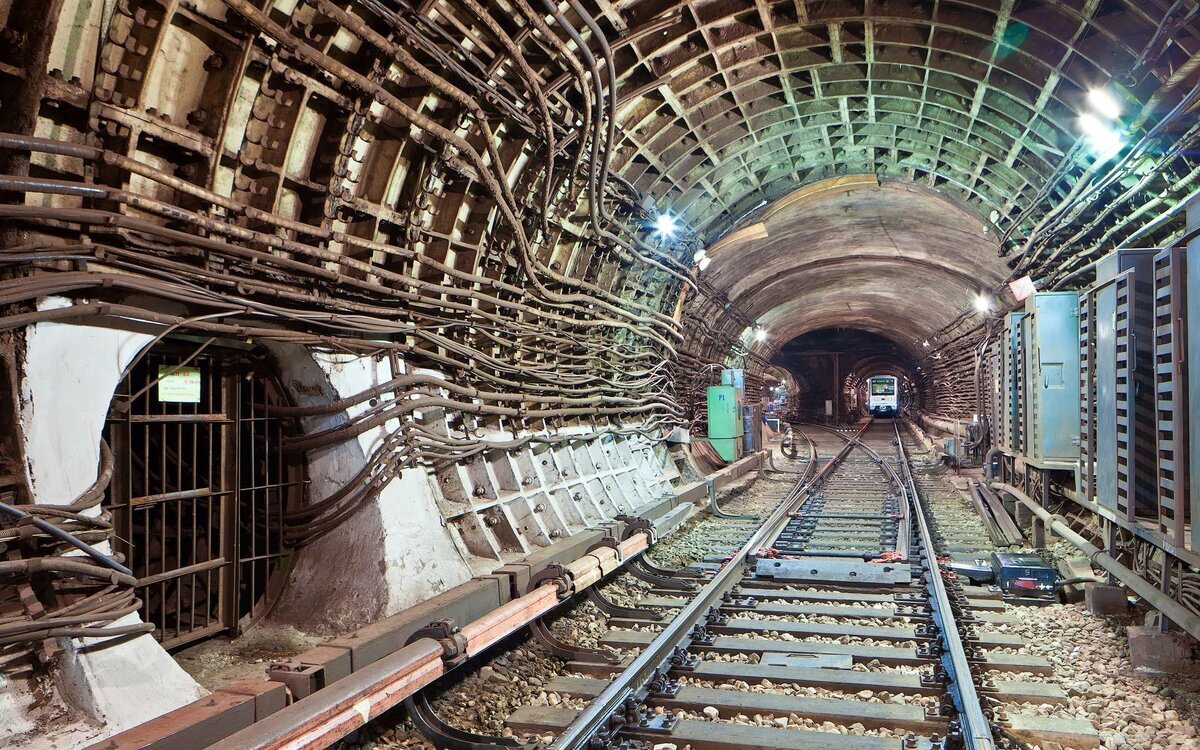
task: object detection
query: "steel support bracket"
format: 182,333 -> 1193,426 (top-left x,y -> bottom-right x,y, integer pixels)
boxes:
586,585 -> 662,621
529,616 -> 620,664
528,563 -> 573,600
587,535 -> 623,561
266,662 -> 322,699
405,691 -> 533,750
689,623 -> 715,646
646,667 -> 681,698
616,515 -> 655,544
667,645 -> 699,672
408,618 -> 470,669
627,559 -> 696,591
719,593 -> 757,609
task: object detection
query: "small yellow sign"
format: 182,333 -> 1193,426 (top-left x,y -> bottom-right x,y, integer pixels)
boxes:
157,366 -> 202,403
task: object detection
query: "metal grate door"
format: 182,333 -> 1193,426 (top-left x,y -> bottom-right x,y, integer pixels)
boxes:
1114,275 -> 1134,519
106,344 -> 303,649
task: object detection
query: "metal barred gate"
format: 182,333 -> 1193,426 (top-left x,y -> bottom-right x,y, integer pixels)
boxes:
105,342 -> 304,650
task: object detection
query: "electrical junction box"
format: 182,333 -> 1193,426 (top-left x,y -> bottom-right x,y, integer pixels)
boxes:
1020,291 -> 1081,465
707,385 -> 743,462
1081,248 -> 1158,520
990,552 -> 1057,599
943,437 -> 958,465
721,368 -> 745,395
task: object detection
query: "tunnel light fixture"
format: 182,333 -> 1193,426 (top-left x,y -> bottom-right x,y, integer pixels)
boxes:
654,212 -> 678,238
1078,113 -> 1125,161
973,293 -> 993,314
922,340 -> 930,348
1087,88 -> 1122,120
754,326 -> 767,342
693,247 -> 707,263
697,255 -> 711,271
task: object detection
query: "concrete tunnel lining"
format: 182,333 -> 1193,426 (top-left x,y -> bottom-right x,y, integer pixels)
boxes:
2,0 -> 1200,743
700,181 -> 1011,353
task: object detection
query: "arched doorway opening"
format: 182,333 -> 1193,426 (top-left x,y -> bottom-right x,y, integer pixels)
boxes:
104,339 -> 305,650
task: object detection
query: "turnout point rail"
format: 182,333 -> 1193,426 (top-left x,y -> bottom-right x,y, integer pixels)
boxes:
534,418 -> 998,750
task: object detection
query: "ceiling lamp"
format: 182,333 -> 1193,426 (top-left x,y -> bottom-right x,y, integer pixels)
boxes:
1078,113 -> 1125,161
654,213 -> 678,238
1087,88 -> 1122,120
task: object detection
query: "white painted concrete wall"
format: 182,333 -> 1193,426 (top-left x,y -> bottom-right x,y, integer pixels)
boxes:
5,310 -> 674,742
266,346 -> 474,630
9,301 -> 205,744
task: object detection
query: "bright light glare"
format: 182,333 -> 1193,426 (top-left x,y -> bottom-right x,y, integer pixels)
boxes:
654,213 -> 678,237
973,294 -> 993,314
697,256 -> 711,271
922,340 -> 930,348
693,248 -> 707,263
1078,113 -> 1125,161
754,327 -> 767,342
1087,88 -> 1122,120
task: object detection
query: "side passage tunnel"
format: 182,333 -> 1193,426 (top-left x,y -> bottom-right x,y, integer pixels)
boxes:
104,339 -> 305,650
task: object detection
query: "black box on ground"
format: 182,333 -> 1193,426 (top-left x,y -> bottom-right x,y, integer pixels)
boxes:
990,551 -> 1057,598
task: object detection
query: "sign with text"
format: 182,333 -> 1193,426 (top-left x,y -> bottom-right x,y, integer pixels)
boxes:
157,366 -> 202,403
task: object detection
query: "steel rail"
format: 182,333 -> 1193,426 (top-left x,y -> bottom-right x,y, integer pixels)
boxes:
798,422 -> 911,561
547,419 -> 873,749
894,421 -> 995,750
201,531 -> 655,750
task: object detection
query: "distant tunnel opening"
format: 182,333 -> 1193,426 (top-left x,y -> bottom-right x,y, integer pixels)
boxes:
771,328 -> 920,422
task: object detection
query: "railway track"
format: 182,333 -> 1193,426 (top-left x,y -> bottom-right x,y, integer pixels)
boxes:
201,421 -> 1100,750
484,420 -> 1100,750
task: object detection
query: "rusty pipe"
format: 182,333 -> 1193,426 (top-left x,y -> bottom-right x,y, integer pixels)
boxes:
991,482 -> 1200,642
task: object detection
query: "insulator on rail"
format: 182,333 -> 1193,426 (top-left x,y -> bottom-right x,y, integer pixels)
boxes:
586,535 -> 621,558
527,563 -> 573,599
406,618 -> 468,668
616,514 -> 655,543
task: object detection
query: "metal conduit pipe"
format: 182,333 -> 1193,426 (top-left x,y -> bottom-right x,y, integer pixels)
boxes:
916,412 -> 971,439
0,183 -> 681,346
528,1 -> 695,288
991,482 -> 1200,642
983,447 -> 1003,479
219,0 -> 684,331
0,502 -> 132,576
1,246 -> 675,385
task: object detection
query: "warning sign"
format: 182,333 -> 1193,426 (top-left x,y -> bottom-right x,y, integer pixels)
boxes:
157,366 -> 202,403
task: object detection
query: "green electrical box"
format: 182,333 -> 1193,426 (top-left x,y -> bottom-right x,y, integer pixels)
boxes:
707,385 -> 743,462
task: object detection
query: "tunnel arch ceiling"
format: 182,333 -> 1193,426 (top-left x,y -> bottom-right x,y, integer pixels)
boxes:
609,0 -> 1200,277
698,179 -> 1010,352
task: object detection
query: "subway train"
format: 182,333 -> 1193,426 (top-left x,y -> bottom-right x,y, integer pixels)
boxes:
867,375 -> 898,416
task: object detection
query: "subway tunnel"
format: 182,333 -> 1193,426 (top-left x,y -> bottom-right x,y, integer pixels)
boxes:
2,1 -> 1200,748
